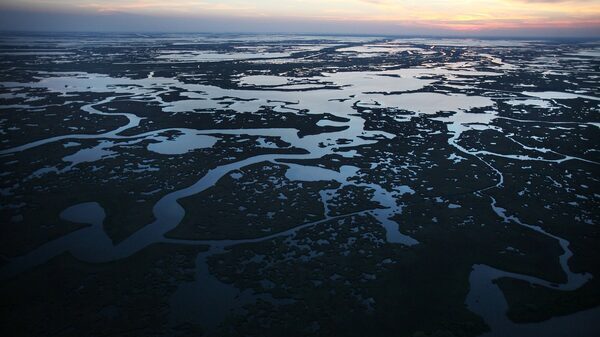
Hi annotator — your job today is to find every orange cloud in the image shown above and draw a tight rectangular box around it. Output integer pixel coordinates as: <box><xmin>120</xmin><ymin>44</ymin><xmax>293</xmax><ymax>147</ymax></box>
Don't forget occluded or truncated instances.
<box><xmin>0</xmin><ymin>0</ymin><xmax>598</xmax><ymax>34</ymax></box>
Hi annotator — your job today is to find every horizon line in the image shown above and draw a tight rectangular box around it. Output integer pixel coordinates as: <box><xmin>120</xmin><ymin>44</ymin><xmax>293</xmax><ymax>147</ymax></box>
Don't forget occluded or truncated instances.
<box><xmin>0</xmin><ymin>30</ymin><xmax>599</xmax><ymax>41</ymax></box>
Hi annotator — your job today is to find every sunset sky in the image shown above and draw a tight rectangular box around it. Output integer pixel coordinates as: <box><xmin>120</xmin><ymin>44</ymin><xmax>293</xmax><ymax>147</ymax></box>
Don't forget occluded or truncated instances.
<box><xmin>0</xmin><ymin>0</ymin><xmax>599</xmax><ymax>37</ymax></box>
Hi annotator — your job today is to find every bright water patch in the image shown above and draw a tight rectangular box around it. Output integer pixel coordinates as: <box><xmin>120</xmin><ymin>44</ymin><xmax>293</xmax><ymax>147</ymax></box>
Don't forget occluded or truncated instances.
<box><xmin>147</xmin><ymin>132</ymin><xmax>218</xmax><ymax>155</ymax></box>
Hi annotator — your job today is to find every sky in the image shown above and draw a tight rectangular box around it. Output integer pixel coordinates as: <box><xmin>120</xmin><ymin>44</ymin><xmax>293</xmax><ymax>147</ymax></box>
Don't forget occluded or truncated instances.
<box><xmin>0</xmin><ymin>0</ymin><xmax>599</xmax><ymax>37</ymax></box>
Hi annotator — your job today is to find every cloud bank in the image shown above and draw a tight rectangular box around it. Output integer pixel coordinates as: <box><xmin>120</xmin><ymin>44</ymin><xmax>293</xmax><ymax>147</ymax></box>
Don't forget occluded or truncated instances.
<box><xmin>0</xmin><ymin>0</ymin><xmax>598</xmax><ymax>38</ymax></box>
